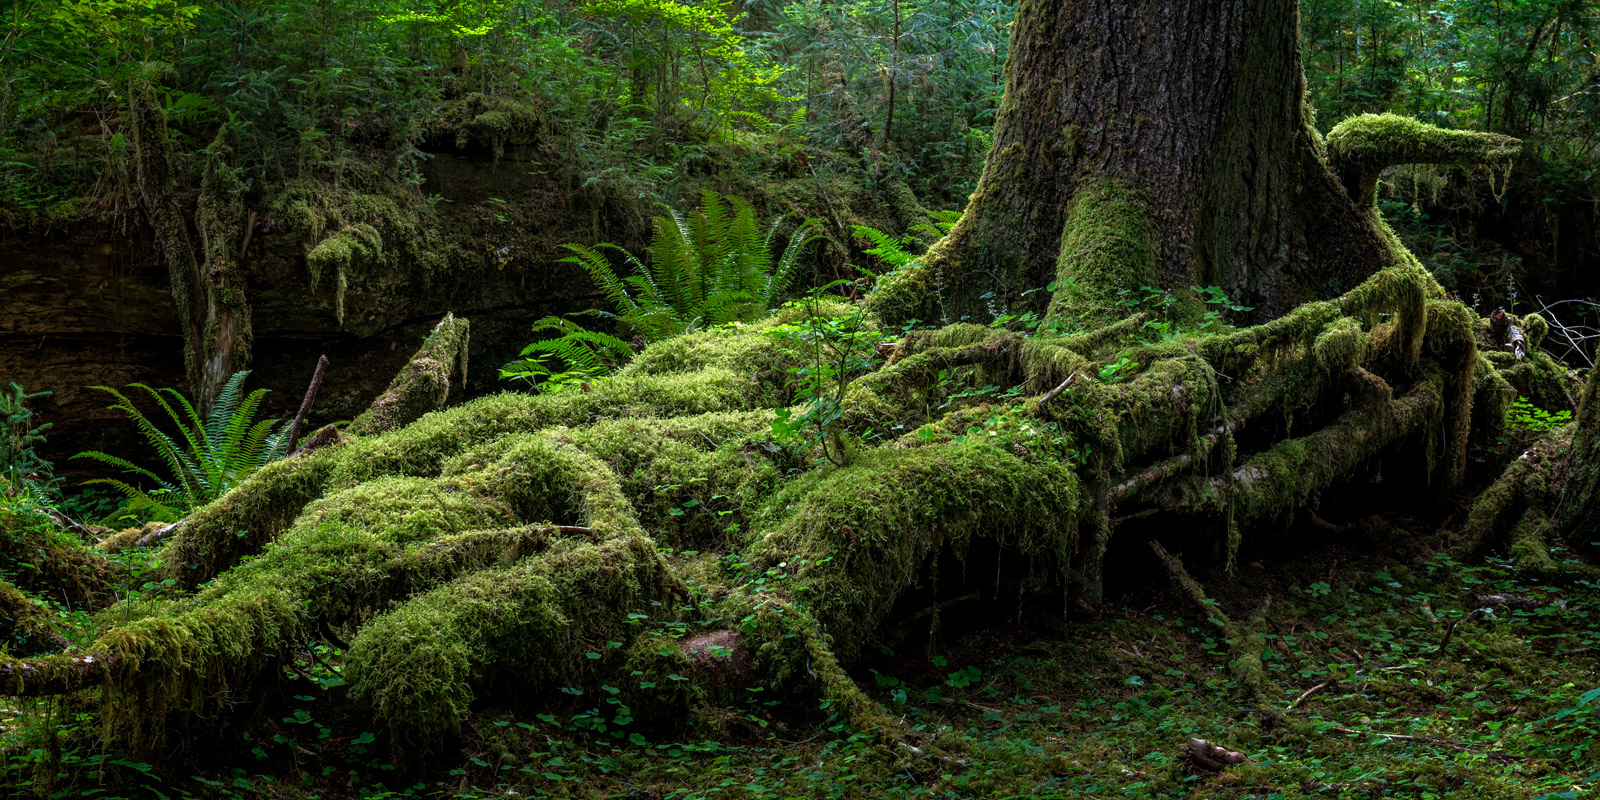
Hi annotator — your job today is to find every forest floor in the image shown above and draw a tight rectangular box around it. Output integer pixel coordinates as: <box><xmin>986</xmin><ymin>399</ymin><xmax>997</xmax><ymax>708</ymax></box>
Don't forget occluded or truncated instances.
<box><xmin>4</xmin><ymin>476</ymin><xmax>1598</xmax><ymax>800</ymax></box>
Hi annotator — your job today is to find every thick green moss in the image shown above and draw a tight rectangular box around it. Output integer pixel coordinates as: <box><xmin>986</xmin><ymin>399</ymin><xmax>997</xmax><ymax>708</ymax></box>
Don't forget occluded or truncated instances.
<box><xmin>747</xmin><ymin>439</ymin><xmax>1081</xmax><ymax>662</ymax></box>
<box><xmin>1045</xmin><ymin>181</ymin><xmax>1157</xmax><ymax>328</ymax></box>
<box><xmin>1325</xmin><ymin>114</ymin><xmax>1521</xmax><ymax>206</ymax></box>
<box><xmin>1</xmin><ymin>264</ymin><xmax>1544</xmax><ymax>760</ymax></box>
<box><xmin>348</xmin><ymin>314</ymin><xmax>472</xmax><ymax>436</ymax></box>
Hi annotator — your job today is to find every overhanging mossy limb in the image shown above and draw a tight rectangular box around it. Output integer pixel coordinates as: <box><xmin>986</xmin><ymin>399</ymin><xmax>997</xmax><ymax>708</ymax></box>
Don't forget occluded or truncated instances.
<box><xmin>1325</xmin><ymin>114</ymin><xmax>1521</xmax><ymax>207</ymax></box>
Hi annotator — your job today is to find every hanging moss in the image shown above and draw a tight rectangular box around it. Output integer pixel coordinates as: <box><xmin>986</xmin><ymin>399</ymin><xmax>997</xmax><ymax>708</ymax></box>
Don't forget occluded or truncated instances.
<box><xmin>438</xmin><ymin>93</ymin><xmax>546</xmax><ymax>161</ymax></box>
<box><xmin>306</xmin><ymin>223</ymin><xmax>383</xmax><ymax>327</ymax></box>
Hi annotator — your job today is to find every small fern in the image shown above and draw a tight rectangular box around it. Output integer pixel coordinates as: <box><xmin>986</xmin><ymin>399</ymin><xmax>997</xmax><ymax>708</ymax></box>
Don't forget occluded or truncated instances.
<box><xmin>74</xmin><ymin>371</ymin><xmax>293</xmax><ymax>521</ymax></box>
<box><xmin>1</xmin><ymin>382</ymin><xmax>55</xmax><ymax>498</ymax></box>
<box><xmin>851</xmin><ymin>209</ymin><xmax>961</xmax><ymax>272</ymax></box>
<box><xmin>558</xmin><ymin>190</ymin><xmax>824</xmax><ymax>342</ymax></box>
<box><xmin>499</xmin><ymin>317</ymin><xmax>635</xmax><ymax>393</ymax></box>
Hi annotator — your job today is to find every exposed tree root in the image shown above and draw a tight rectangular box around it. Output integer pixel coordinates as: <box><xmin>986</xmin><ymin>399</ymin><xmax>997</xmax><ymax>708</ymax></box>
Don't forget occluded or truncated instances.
<box><xmin>1148</xmin><ymin>542</ymin><xmax>1269</xmax><ymax>712</ymax></box>
<box><xmin>1460</xmin><ymin>358</ymin><xmax>1600</xmax><ymax>579</ymax></box>
<box><xmin>1</xmin><ymin>266</ymin><xmax>1568</xmax><ymax>761</ymax></box>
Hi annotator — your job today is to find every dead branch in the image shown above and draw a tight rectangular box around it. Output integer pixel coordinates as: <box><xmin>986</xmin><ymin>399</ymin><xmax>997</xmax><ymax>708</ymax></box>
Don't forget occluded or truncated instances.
<box><xmin>1324</xmin><ymin>725</ymin><xmax>1522</xmax><ymax>760</ymax></box>
<box><xmin>1437</xmin><ymin>608</ymin><xmax>1486</xmax><ymax>653</ymax></box>
<box><xmin>134</xmin><ymin>519</ymin><xmax>185</xmax><ymax>548</ymax></box>
<box><xmin>286</xmin><ymin>355</ymin><xmax>328</xmax><ymax>454</ymax></box>
<box><xmin>1039</xmin><ymin>373</ymin><xmax>1077</xmax><ymax>406</ymax></box>
<box><xmin>1285</xmin><ymin>677</ymin><xmax>1338</xmax><ymax>713</ymax></box>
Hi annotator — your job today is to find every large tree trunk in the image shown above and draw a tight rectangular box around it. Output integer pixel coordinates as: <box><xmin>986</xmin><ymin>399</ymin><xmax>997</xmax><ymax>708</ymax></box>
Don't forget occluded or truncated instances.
<box><xmin>872</xmin><ymin>0</ymin><xmax>1511</xmax><ymax>327</ymax></box>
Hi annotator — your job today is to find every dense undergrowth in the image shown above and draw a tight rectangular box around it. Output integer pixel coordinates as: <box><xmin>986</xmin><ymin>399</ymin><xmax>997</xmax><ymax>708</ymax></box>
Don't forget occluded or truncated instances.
<box><xmin>5</xmin><ymin>500</ymin><xmax>1600</xmax><ymax>799</ymax></box>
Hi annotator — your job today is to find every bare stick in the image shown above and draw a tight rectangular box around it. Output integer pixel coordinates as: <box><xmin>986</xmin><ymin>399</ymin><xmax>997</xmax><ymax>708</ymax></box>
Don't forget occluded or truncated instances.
<box><xmin>238</xmin><ymin>210</ymin><xmax>257</xmax><ymax>260</ymax></box>
<box><xmin>1437</xmin><ymin>608</ymin><xmax>1486</xmax><ymax>653</ymax></box>
<box><xmin>1286</xmin><ymin>677</ymin><xmax>1338</xmax><ymax>713</ymax></box>
<box><xmin>287</xmin><ymin>355</ymin><xmax>328</xmax><ymax>454</ymax></box>
<box><xmin>1039</xmin><ymin>373</ymin><xmax>1078</xmax><ymax>406</ymax></box>
<box><xmin>1324</xmin><ymin>725</ymin><xmax>1521</xmax><ymax>759</ymax></box>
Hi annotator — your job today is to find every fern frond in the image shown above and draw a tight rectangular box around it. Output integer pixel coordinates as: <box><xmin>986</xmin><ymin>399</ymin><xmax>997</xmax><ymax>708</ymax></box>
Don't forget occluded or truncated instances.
<box><xmin>767</xmin><ymin>217</ymin><xmax>824</xmax><ymax>305</ymax></box>
<box><xmin>76</xmin><ymin>371</ymin><xmax>286</xmax><ymax>517</ymax></box>
<box><xmin>852</xmin><ymin>223</ymin><xmax>918</xmax><ymax>270</ymax></box>
<box><xmin>221</xmin><ymin>387</ymin><xmax>272</xmax><ymax>481</ymax></box>
<box><xmin>559</xmin><ymin>243</ymin><xmax>642</xmax><ymax>315</ymax></box>
<box><xmin>72</xmin><ymin>451</ymin><xmax>178</xmax><ymax>493</ymax></box>
<box><xmin>650</xmin><ymin>207</ymin><xmax>701</xmax><ymax>325</ymax></box>
<box><xmin>102</xmin><ymin>385</ymin><xmax>209</xmax><ymax>503</ymax></box>
<box><xmin>724</xmin><ymin>195</ymin><xmax>766</xmax><ymax>301</ymax></box>
<box><xmin>80</xmin><ymin>478</ymin><xmax>184</xmax><ymax>522</ymax></box>
<box><xmin>260</xmin><ymin>418</ymin><xmax>295</xmax><ymax>466</ymax></box>
<box><xmin>206</xmin><ymin>370</ymin><xmax>251</xmax><ymax>449</ymax></box>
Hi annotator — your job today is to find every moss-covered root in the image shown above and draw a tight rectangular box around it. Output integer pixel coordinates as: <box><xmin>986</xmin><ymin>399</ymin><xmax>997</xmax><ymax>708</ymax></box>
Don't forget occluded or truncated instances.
<box><xmin>1325</xmin><ymin>114</ymin><xmax>1521</xmax><ymax>207</ymax></box>
<box><xmin>1170</xmin><ymin>372</ymin><xmax>1444</xmax><ymax>528</ymax></box>
<box><xmin>344</xmin><ymin>536</ymin><xmax>673</xmax><ymax>757</ymax></box>
<box><xmin>343</xmin><ymin>437</ymin><xmax>676</xmax><ymax>756</ymax></box>
<box><xmin>1559</xmin><ymin>364</ymin><xmax>1600</xmax><ymax>536</ymax></box>
<box><xmin>1507</xmin><ymin>505</ymin><xmax>1600</xmax><ymax>582</ymax></box>
<box><xmin>1458</xmin><ymin>425</ymin><xmax>1569</xmax><ymax>558</ymax></box>
<box><xmin>0</xmin><ymin>580</ymin><xmax>67</xmax><ymax>656</ymax></box>
<box><xmin>348</xmin><ymin>314</ymin><xmax>471</xmax><ymax>436</ymax></box>
<box><xmin>154</xmin><ymin>444</ymin><xmax>346</xmax><ymax>587</ymax></box>
<box><xmin>748</xmin><ymin>439</ymin><xmax>1081</xmax><ymax>664</ymax></box>
<box><xmin>1147</xmin><ymin>542</ymin><xmax>1268</xmax><ymax>711</ymax></box>
<box><xmin>0</xmin><ymin>507</ymin><xmax>116</xmax><ymax>607</ymax></box>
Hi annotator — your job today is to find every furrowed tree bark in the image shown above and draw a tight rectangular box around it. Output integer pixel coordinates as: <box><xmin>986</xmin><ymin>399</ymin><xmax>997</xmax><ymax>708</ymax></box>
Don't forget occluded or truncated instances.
<box><xmin>129</xmin><ymin>72</ymin><xmax>253</xmax><ymax>410</ymax></box>
<box><xmin>872</xmin><ymin>0</ymin><xmax>1517</xmax><ymax>327</ymax></box>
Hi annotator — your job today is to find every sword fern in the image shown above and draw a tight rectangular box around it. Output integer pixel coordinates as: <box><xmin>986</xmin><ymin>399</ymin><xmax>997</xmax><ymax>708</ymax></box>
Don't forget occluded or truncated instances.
<box><xmin>73</xmin><ymin>371</ymin><xmax>293</xmax><ymax>521</ymax></box>
<box><xmin>508</xmin><ymin>191</ymin><xmax>824</xmax><ymax>392</ymax></box>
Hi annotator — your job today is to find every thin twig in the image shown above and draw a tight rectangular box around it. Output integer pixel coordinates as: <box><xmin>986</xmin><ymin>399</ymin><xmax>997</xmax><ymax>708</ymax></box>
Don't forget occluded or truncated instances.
<box><xmin>1324</xmin><ymin>725</ymin><xmax>1522</xmax><ymax>760</ymax></box>
<box><xmin>287</xmin><ymin>355</ymin><xmax>328</xmax><ymax>454</ymax></box>
<box><xmin>1285</xmin><ymin>678</ymin><xmax>1338</xmax><ymax>713</ymax></box>
<box><xmin>1038</xmin><ymin>374</ymin><xmax>1078</xmax><ymax>406</ymax></box>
